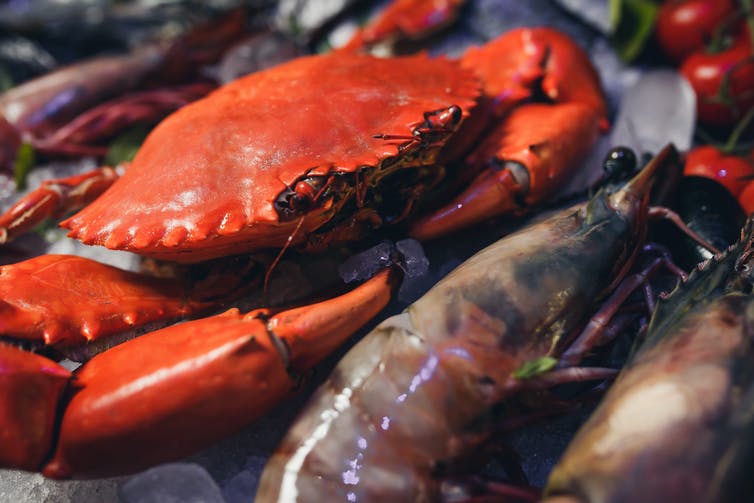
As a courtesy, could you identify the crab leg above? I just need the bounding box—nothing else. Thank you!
[38,267,398,479]
[0,254,259,348]
[0,167,121,244]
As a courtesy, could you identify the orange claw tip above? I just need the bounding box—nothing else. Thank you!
[274,267,401,371]
[40,459,73,480]
[541,497,583,503]
[0,345,70,472]
[0,343,71,379]
[409,167,522,241]
[38,362,74,379]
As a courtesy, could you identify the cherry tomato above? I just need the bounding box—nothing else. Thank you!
[738,180,754,213]
[681,31,754,127]
[684,145,754,197]
[655,0,737,64]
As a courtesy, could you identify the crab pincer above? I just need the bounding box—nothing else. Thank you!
[0,263,400,478]
[408,27,610,240]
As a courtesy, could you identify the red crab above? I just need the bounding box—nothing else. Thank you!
[0,22,608,479]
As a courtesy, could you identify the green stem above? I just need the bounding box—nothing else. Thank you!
[724,104,754,151]
[709,9,744,53]
[741,0,754,54]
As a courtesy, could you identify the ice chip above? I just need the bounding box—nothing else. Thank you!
[0,471,119,503]
[611,70,696,157]
[119,463,225,503]
[552,0,612,34]
[338,241,396,283]
[396,239,429,278]
[223,469,258,503]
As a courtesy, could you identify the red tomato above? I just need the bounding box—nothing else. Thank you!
[681,32,754,126]
[738,180,754,214]
[655,0,737,64]
[684,145,754,197]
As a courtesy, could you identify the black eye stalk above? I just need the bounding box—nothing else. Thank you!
[275,175,328,219]
[602,146,638,184]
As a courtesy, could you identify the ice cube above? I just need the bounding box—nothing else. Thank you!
[119,463,225,503]
[396,239,429,278]
[0,470,119,503]
[222,456,267,503]
[338,241,395,283]
[611,70,696,156]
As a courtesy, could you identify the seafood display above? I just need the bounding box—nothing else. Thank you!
[254,146,682,502]
[1,0,753,501]
[0,0,613,481]
[544,217,754,503]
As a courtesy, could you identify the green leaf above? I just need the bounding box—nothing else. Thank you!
[611,0,658,63]
[13,143,35,191]
[608,0,623,30]
[105,125,151,165]
[513,356,557,379]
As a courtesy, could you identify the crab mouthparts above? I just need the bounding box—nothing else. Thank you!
[273,105,465,243]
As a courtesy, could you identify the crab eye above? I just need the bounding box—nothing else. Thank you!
[274,176,326,218]
[290,180,318,210]
[424,105,463,131]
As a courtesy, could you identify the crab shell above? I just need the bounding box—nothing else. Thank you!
[61,53,480,263]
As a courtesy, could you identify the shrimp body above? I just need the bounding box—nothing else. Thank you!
[544,219,754,503]
[256,148,676,502]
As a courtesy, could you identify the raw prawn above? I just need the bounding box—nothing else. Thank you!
[255,146,682,502]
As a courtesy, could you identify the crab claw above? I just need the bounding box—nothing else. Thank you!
[42,267,399,479]
[342,0,466,51]
[463,27,610,125]
[410,102,604,240]
[0,344,71,471]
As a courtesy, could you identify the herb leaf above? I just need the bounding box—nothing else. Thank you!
[13,143,35,190]
[610,0,659,62]
[513,356,557,379]
[105,125,151,165]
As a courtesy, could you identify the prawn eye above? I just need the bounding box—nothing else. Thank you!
[602,146,638,182]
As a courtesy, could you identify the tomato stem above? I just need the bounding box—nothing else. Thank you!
[741,0,754,55]
[711,54,754,111]
[709,9,744,53]
[724,104,754,150]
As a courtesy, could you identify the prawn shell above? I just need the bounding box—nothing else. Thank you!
[545,219,754,503]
